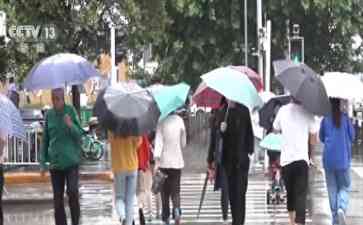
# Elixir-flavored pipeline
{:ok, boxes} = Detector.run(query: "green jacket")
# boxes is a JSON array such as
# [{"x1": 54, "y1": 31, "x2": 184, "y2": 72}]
[{"x1": 40, "y1": 104, "x2": 83, "y2": 170}]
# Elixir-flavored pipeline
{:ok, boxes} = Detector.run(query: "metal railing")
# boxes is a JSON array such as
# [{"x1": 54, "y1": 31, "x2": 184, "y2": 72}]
[{"x1": 4, "y1": 125, "x2": 42, "y2": 165}]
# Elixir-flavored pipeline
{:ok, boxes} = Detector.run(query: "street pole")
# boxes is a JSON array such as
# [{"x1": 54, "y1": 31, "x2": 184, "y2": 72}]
[
  {"x1": 265, "y1": 20, "x2": 271, "y2": 92},
  {"x1": 110, "y1": 24, "x2": 117, "y2": 85},
  {"x1": 257, "y1": 0, "x2": 264, "y2": 82},
  {"x1": 244, "y1": 0, "x2": 248, "y2": 66}
]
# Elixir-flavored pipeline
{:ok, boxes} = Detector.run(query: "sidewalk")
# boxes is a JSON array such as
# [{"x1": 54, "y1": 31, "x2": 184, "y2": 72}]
[{"x1": 4, "y1": 161, "x2": 113, "y2": 184}]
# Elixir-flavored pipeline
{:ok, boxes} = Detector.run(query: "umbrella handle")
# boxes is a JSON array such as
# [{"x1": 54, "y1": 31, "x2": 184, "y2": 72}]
[{"x1": 223, "y1": 105, "x2": 230, "y2": 122}]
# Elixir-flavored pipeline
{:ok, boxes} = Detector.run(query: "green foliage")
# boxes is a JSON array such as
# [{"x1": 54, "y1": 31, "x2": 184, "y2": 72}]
[
  {"x1": 126, "y1": 0, "x2": 363, "y2": 87},
  {"x1": 1, "y1": 0, "x2": 363, "y2": 88}
]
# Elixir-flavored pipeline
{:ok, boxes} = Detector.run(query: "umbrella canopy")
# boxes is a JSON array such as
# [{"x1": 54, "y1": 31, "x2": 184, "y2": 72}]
[
  {"x1": 0, "y1": 94, "x2": 26, "y2": 140},
  {"x1": 93, "y1": 81, "x2": 160, "y2": 136},
  {"x1": 322, "y1": 72, "x2": 363, "y2": 101},
  {"x1": 24, "y1": 53, "x2": 101, "y2": 91},
  {"x1": 260, "y1": 133, "x2": 282, "y2": 152},
  {"x1": 148, "y1": 82, "x2": 190, "y2": 120},
  {"x1": 192, "y1": 82, "x2": 222, "y2": 109},
  {"x1": 194, "y1": 67, "x2": 263, "y2": 110},
  {"x1": 229, "y1": 65, "x2": 264, "y2": 92},
  {"x1": 274, "y1": 60, "x2": 330, "y2": 116},
  {"x1": 258, "y1": 95, "x2": 291, "y2": 131}
]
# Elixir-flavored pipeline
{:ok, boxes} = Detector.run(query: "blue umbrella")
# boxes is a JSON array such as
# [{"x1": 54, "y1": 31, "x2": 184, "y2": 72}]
[
  {"x1": 149, "y1": 82, "x2": 191, "y2": 120},
  {"x1": 201, "y1": 67, "x2": 262, "y2": 110},
  {"x1": 260, "y1": 133, "x2": 282, "y2": 152},
  {"x1": 0, "y1": 94, "x2": 26, "y2": 140},
  {"x1": 24, "y1": 53, "x2": 101, "y2": 91}
]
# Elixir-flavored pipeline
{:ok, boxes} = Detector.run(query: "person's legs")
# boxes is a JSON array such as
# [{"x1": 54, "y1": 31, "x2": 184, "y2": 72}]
[
  {"x1": 114, "y1": 172, "x2": 127, "y2": 222},
  {"x1": 170, "y1": 169, "x2": 182, "y2": 225},
  {"x1": 143, "y1": 169, "x2": 153, "y2": 221},
  {"x1": 228, "y1": 165, "x2": 249, "y2": 225},
  {"x1": 282, "y1": 163, "x2": 296, "y2": 225},
  {"x1": 220, "y1": 165, "x2": 229, "y2": 221},
  {"x1": 65, "y1": 166, "x2": 80, "y2": 225},
  {"x1": 137, "y1": 170, "x2": 145, "y2": 208},
  {"x1": 336, "y1": 169, "x2": 351, "y2": 225},
  {"x1": 0, "y1": 166, "x2": 4, "y2": 225},
  {"x1": 294, "y1": 161, "x2": 309, "y2": 225},
  {"x1": 221, "y1": 185, "x2": 229, "y2": 221},
  {"x1": 160, "y1": 169, "x2": 171, "y2": 224},
  {"x1": 125, "y1": 171, "x2": 138, "y2": 225},
  {"x1": 50, "y1": 169, "x2": 67, "y2": 225},
  {"x1": 325, "y1": 169, "x2": 338, "y2": 224},
  {"x1": 336, "y1": 169, "x2": 351, "y2": 212}
]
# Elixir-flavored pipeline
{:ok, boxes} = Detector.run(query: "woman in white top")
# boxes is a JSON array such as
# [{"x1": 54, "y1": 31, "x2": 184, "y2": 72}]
[
  {"x1": 154, "y1": 113, "x2": 186, "y2": 225},
  {"x1": 273, "y1": 97, "x2": 318, "y2": 225}
]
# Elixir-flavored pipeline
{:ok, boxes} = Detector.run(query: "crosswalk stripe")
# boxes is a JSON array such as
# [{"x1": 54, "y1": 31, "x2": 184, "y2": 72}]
[{"x1": 116, "y1": 172, "x2": 315, "y2": 224}]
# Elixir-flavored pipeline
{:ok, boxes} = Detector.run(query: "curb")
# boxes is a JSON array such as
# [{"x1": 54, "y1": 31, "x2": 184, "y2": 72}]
[{"x1": 5, "y1": 171, "x2": 113, "y2": 184}]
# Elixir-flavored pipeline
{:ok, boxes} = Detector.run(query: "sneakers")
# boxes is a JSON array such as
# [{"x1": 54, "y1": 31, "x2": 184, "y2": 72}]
[{"x1": 338, "y1": 208, "x2": 347, "y2": 225}]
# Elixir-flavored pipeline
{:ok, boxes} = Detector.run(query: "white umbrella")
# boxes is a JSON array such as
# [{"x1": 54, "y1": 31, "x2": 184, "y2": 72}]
[
  {"x1": 23, "y1": 53, "x2": 102, "y2": 91},
  {"x1": 0, "y1": 94, "x2": 26, "y2": 140},
  {"x1": 322, "y1": 72, "x2": 363, "y2": 101}
]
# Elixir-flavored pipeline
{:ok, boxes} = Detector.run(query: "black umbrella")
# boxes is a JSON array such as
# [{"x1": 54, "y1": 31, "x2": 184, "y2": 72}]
[
  {"x1": 258, "y1": 95, "x2": 291, "y2": 131},
  {"x1": 93, "y1": 82, "x2": 160, "y2": 136},
  {"x1": 274, "y1": 60, "x2": 330, "y2": 116},
  {"x1": 197, "y1": 171, "x2": 209, "y2": 219}
]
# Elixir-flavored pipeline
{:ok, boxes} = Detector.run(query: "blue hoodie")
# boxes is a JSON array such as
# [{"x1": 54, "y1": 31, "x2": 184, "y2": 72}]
[{"x1": 319, "y1": 113, "x2": 354, "y2": 170}]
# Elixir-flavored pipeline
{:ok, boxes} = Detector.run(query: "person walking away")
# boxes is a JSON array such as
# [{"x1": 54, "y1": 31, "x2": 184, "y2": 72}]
[
  {"x1": 207, "y1": 107, "x2": 230, "y2": 224},
  {"x1": 137, "y1": 135, "x2": 153, "y2": 224},
  {"x1": 214, "y1": 100, "x2": 254, "y2": 225},
  {"x1": 108, "y1": 132, "x2": 141, "y2": 225},
  {"x1": 319, "y1": 98, "x2": 354, "y2": 225},
  {"x1": 154, "y1": 112, "x2": 186, "y2": 225},
  {"x1": 40, "y1": 88, "x2": 82, "y2": 225},
  {"x1": 273, "y1": 97, "x2": 318, "y2": 225}
]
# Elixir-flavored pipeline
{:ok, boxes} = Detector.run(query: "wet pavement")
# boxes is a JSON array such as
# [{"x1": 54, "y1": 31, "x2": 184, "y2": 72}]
[{"x1": 2, "y1": 129, "x2": 363, "y2": 225}]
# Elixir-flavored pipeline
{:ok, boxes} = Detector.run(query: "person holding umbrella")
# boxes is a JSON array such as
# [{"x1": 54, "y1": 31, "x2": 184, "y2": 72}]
[
  {"x1": 207, "y1": 103, "x2": 230, "y2": 225},
  {"x1": 0, "y1": 93, "x2": 27, "y2": 225},
  {"x1": 208, "y1": 99, "x2": 254, "y2": 225},
  {"x1": 108, "y1": 132, "x2": 141, "y2": 225},
  {"x1": 320, "y1": 98, "x2": 354, "y2": 225},
  {"x1": 154, "y1": 111, "x2": 187, "y2": 225},
  {"x1": 273, "y1": 96, "x2": 318, "y2": 225},
  {"x1": 40, "y1": 88, "x2": 83, "y2": 225}
]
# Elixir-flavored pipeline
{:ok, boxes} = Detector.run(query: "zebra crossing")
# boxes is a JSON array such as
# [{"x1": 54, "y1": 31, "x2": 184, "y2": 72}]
[
  {"x1": 105, "y1": 172, "x2": 315, "y2": 225},
  {"x1": 3, "y1": 171, "x2": 322, "y2": 225}
]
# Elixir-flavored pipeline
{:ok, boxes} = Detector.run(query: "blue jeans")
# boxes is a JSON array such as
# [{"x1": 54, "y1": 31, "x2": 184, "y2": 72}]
[
  {"x1": 114, "y1": 170, "x2": 138, "y2": 225},
  {"x1": 325, "y1": 168, "x2": 351, "y2": 225}
]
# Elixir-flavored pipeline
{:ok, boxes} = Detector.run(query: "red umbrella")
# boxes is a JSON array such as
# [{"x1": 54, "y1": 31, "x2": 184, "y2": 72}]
[
  {"x1": 229, "y1": 65, "x2": 264, "y2": 92},
  {"x1": 192, "y1": 66, "x2": 264, "y2": 109}
]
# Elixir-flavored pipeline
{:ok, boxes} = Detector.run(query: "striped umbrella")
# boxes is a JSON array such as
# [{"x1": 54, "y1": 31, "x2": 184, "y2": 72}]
[{"x1": 0, "y1": 94, "x2": 26, "y2": 140}]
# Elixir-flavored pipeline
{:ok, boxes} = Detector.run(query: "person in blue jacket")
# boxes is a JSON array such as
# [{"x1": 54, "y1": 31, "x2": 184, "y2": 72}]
[{"x1": 319, "y1": 98, "x2": 355, "y2": 225}]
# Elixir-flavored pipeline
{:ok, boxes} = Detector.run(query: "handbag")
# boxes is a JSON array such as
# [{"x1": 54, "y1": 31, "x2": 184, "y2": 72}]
[{"x1": 151, "y1": 170, "x2": 167, "y2": 194}]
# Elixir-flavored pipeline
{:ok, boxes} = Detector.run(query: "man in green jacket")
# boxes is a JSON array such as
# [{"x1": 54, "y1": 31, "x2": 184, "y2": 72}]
[{"x1": 40, "y1": 88, "x2": 82, "y2": 225}]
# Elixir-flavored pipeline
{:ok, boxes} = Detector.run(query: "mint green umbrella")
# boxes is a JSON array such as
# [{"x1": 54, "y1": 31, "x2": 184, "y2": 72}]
[
  {"x1": 260, "y1": 133, "x2": 282, "y2": 152},
  {"x1": 201, "y1": 67, "x2": 263, "y2": 110},
  {"x1": 149, "y1": 82, "x2": 190, "y2": 120}
]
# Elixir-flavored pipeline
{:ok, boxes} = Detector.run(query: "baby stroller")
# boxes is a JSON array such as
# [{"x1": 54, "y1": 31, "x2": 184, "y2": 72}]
[{"x1": 260, "y1": 133, "x2": 285, "y2": 205}]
